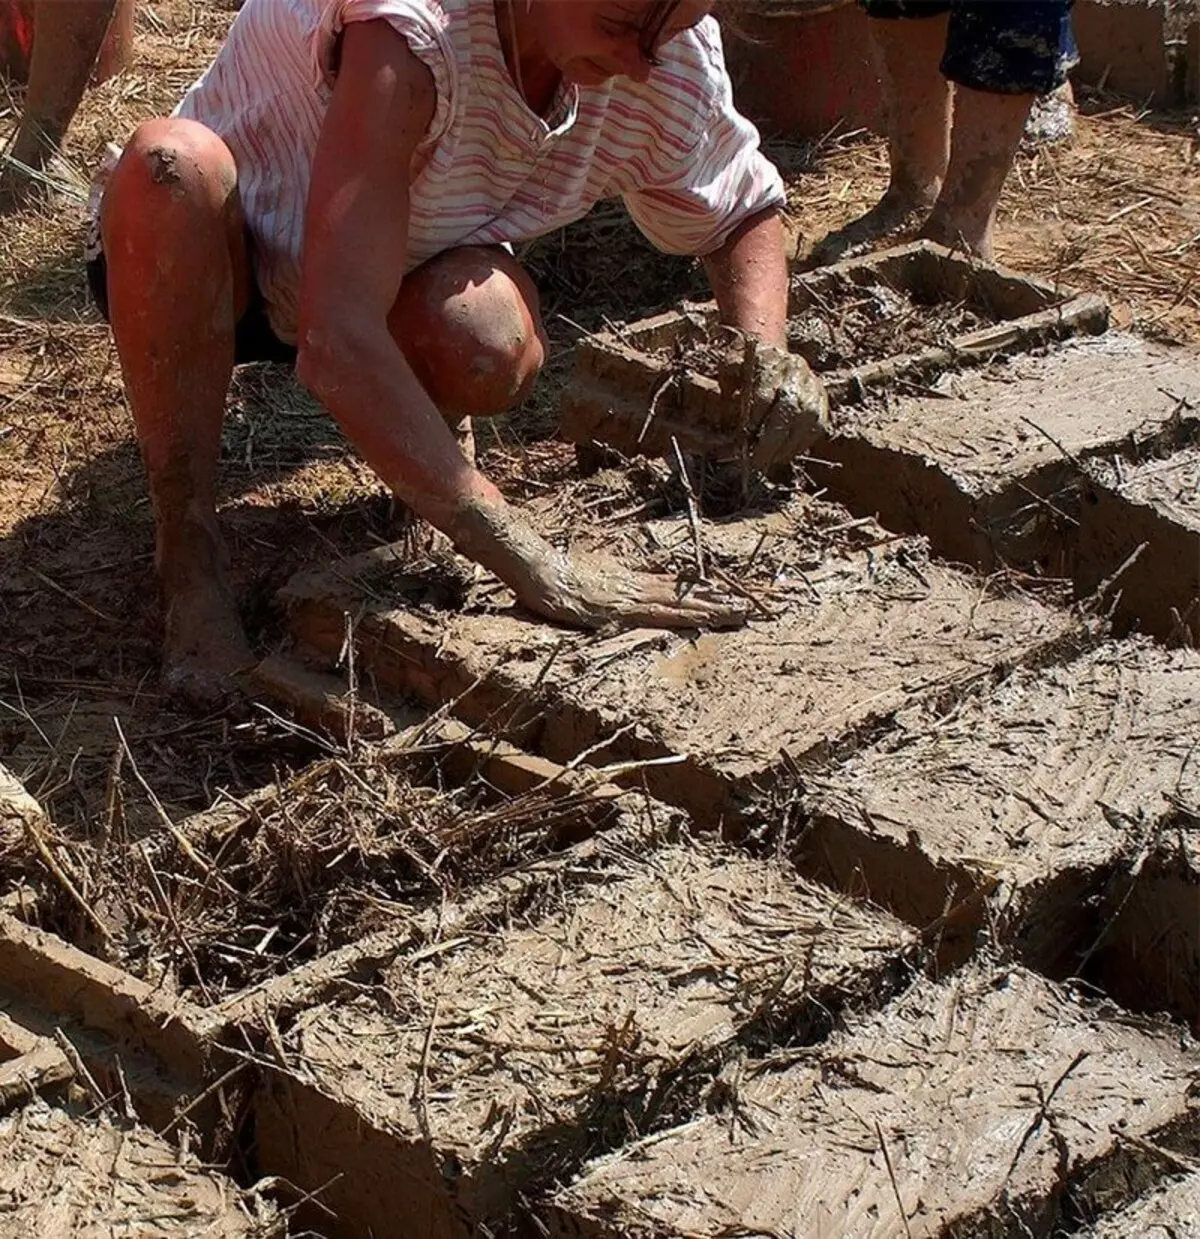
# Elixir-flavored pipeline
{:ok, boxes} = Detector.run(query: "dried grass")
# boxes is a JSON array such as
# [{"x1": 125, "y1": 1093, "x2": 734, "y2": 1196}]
[{"x1": 2, "y1": 730, "x2": 618, "y2": 1004}]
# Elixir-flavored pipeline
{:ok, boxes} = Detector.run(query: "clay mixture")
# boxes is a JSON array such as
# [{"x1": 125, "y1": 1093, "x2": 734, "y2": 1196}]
[{"x1": 787, "y1": 278, "x2": 991, "y2": 370}]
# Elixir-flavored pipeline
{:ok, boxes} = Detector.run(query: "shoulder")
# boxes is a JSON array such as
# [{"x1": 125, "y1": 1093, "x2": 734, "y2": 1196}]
[
  {"x1": 316, "y1": 0, "x2": 473, "y2": 137},
  {"x1": 608, "y1": 18, "x2": 732, "y2": 148}
]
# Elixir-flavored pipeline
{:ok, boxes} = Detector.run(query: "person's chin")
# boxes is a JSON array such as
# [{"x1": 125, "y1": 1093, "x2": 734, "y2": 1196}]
[{"x1": 564, "y1": 57, "x2": 614, "y2": 86}]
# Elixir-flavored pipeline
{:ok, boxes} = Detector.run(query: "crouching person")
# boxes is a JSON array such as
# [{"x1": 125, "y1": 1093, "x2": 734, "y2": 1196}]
[{"x1": 91, "y1": 0, "x2": 826, "y2": 707}]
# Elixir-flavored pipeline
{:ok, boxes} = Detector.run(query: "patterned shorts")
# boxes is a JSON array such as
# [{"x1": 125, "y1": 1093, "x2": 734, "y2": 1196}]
[{"x1": 859, "y1": 0, "x2": 1078, "y2": 96}]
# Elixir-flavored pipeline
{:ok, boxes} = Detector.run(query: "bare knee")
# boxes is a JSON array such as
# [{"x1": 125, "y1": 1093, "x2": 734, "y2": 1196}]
[
  {"x1": 101, "y1": 117, "x2": 247, "y2": 313},
  {"x1": 103, "y1": 118, "x2": 239, "y2": 243},
  {"x1": 391, "y1": 247, "x2": 548, "y2": 417}
]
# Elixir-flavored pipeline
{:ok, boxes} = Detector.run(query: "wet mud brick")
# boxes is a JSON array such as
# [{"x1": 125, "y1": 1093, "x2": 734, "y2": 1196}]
[
  {"x1": 811, "y1": 334, "x2": 1200, "y2": 574},
  {"x1": 0, "y1": 1099, "x2": 274, "y2": 1235},
  {"x1": 282, "y1": 507, "x2": 1075, "y2": 826},
  {"x1": 1078, "y1": 441, "x2": 1200, "y2": 644},
  {"x1": 0, "y1": 1007, "x2": 73, "y2": 1112},
  {"x1": 559, "y1": 241, "x2": 1107, "y2": 469},
  {"x1": 1084, "y1": 1170, "x2": 1200, "y2": 1237},
  {"x1": 546, "y1": 965, "x2": 1200, "y2": 1239},
  {"x1": 799, "y1": 640, "x2": 1200, "y2": 1016},
  {"x1": 255, "y1": 836, "x2": 916, "y2": 1238}
]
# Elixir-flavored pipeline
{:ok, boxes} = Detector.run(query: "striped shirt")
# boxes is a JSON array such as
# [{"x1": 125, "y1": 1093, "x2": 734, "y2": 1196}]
[{"x1": 170, "y1": 0, "x2": 784, "y2": 344}]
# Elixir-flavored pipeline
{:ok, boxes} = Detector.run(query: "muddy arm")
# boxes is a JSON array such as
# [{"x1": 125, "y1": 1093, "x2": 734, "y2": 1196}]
[{"x1": 702, "y1": 206, "x2": 790, "y2": 350}]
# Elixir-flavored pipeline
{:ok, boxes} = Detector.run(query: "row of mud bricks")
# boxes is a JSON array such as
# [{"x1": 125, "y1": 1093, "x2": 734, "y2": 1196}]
[
  {"x1": 2, "y1": 645, "x2": 1198, "y2": 1238},
  {"x1": 265, "y1": 276, "x2": 1200, "y2": 1233},
  {"x1": 3, "y1": 347, "x2": 1200, "y2": 1232}
]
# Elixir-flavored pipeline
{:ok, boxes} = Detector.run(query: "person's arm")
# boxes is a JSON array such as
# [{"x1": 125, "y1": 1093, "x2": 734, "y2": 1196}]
[
  {"x1": 702, "y1": 205, "x2": 789, "y2": 349},
  {"x1": 297, "y1": 21, "x2": 744, "y2": 630}
]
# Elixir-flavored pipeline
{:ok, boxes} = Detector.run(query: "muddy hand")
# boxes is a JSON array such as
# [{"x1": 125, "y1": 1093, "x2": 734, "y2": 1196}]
[
  {"x1": 721, "y1": 338, "x2": 830, "y2": 472},
  {"x1": 520, "y1": 547, "x2": 748, "y2": 631},
  {"x1": 448, "y1": 498, "x2": 747, "y2": 632}
]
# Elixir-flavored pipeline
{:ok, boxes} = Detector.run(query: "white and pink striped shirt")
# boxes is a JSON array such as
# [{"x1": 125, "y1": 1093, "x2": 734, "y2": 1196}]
[{"x1": 170, "y1": 0, "x2": 784, "y2": 344}]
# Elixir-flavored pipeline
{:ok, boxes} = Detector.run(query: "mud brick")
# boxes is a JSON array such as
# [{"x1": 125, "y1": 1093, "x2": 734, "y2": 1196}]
[
  {"x1": 283, "y1": 503, "x2": 1075, "y2": 826},
  {"x1": 810, "y1": 334, "x2": 1200, "y2": 573},
  {"x1": 547, "y1": 965, "x2": 1200, "y2": 1239},
  {"x1": 1079, "y1": 441, "x2": 1200, "y2": 644},
  {"x1": 799, "y1": 640, "x2": 1200, "y2": 1001},
  {"x1": 1084, "y1": 1170, "x2": 1200, "y2": 1236},
  {"x1": 0, "y1": 1007, "x2": 73, "y2": 1112},
  {"x1": 255, "y1": 835, "x2": 915, "y2": 1239},
  {"x1": 559, "y1": 241, "x2": 1106, "y2": 469},
  {"x1": 0, "y1": 1099, "x2": 276, "y2": 1234}
]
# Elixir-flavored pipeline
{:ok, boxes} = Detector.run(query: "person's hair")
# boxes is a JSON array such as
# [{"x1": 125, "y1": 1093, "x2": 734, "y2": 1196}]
[{"x1": 638, "y1": 0, "x2": 683, "y2": 65}]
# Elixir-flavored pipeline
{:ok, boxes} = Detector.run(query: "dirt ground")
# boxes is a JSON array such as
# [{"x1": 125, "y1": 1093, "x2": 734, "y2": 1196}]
[{"x1": 0, "y1": 0, "x2": 1197, "y2": 848}]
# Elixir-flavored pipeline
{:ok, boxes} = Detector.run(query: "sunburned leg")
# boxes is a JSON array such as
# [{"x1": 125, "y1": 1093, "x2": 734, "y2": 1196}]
[
  {"x1": 0, "y1": 0, "x2": 117, "y2": 211},
  {"x1": 101, "y1": 116, "x2": 254, "y2": 706},
  {"x1": 919, "y1": 86, "x2": 1034, "y2": 261},
  {"x1": 810, "y1": 12, "x2": 950, "y2": 265}
]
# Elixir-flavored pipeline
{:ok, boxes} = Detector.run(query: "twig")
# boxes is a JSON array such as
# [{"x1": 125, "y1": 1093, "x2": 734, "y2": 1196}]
[
  {"x1": 1013, "y1": 482, "x2": 1081, "y2": 528},
  {"x1": 112, "y1": 717, "x2": 236, "y2": 897},
  {"x1": 412, "y1": 996, "x2": 441, "y2": 1143},
  {"x1": 52, "y1": 1029, "x2": 107, "y2": 1111},
  {"x1": 21, "y1": 811, "x2": 112, "y2": 946},
  {"x1": 707, "y1": 563, "x2": 779, "y2": 620},
  {"x1": 1019, "y1": 416, "x2": 1083, "y2": 469},
  {"x1": 875, "y1": 1120, "x2": 913, "y2": 1239},
  {"x1": 669, "y1": 436, "x2": 705, "y2": 579},
  {"x1": 1080, "y1": 541, "x2": 1148, "y2": 612},
  {"x1": 1000, "y1": 1050, "x2": 1089, "y2": 1190},
  {"x1": 139, "y1": 841, "x2": 214, "y2": 1005},
  {"x1": 27, "y1": 567, "x2": 119, "y2": 625},
  {"x1": 737, "y1": 334, "x2": 759, "y2": 503},
  {"x1": 637, "y1": 370, "x2": 677, "y2": 445},
  {"x1": 159, "y1": 1062, "x2": 251, "y2": 1139}
]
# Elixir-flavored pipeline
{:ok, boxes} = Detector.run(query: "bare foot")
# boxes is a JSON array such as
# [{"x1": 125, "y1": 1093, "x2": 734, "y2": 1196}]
[
  {"x1": 160, "y1": 578, "x2": 256, "y2": 711},
  {"x1": 805, "y1": 187, "x2": 936, "y2": 269},
  {"x1": 917, "y1": 214, "x2": 992, "y2": 262}
]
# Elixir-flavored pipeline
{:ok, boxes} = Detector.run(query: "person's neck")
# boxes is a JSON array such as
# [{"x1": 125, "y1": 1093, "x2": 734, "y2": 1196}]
[{"x1": 495, "y1": 0, "x2": 562, "y2": 116}]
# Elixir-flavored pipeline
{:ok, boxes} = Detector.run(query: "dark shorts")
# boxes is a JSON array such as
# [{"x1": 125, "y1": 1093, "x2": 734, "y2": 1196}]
[
  {"x1": 85, "y1": 231, "x2": 298, "y2": 367},
  {"x1": 859, "y1": 0, "x2": 1078, "y2": 95}
]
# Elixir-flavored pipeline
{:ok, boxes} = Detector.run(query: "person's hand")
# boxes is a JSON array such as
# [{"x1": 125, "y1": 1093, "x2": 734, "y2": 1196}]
[
  {"x1": 516, "y1": 546, "x2": 748, "y2": 631},
  {"x1": 719, "y1": 337, "x2": 830, "y2": 473},
  {"x1": 447, "y1": 498, "x2": 748, "y2": 632}
]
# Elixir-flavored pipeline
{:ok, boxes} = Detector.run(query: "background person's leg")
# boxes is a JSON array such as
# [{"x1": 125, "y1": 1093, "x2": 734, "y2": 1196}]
[
  {"x1": 919, "y1": 88, "x2": 1033, "y2": 259},
  {"x1": 869, "y1": 2, "x2": 952, "y2": 223},
  {"x1": 809, "y1": 1, "x2": 951, "y2": 265},
  {"x1": 920, "y1": 0, "x2": 1078, "y2": 259},
  {"x1": 101, "y1": 117, "x2": 254, "y2": 705},
  {"x1": 0, "y1": 0, "x2": 118, "y2": 209}
]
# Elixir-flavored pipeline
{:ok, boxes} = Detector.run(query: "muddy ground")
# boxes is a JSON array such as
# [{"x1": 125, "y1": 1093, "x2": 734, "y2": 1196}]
[
  {"x1": 0, "y1": 3, "x2": 1197, "y2": 839},
  {"x1": 0, "y1": 3, "x2": 1199, "y2": 1236}
]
